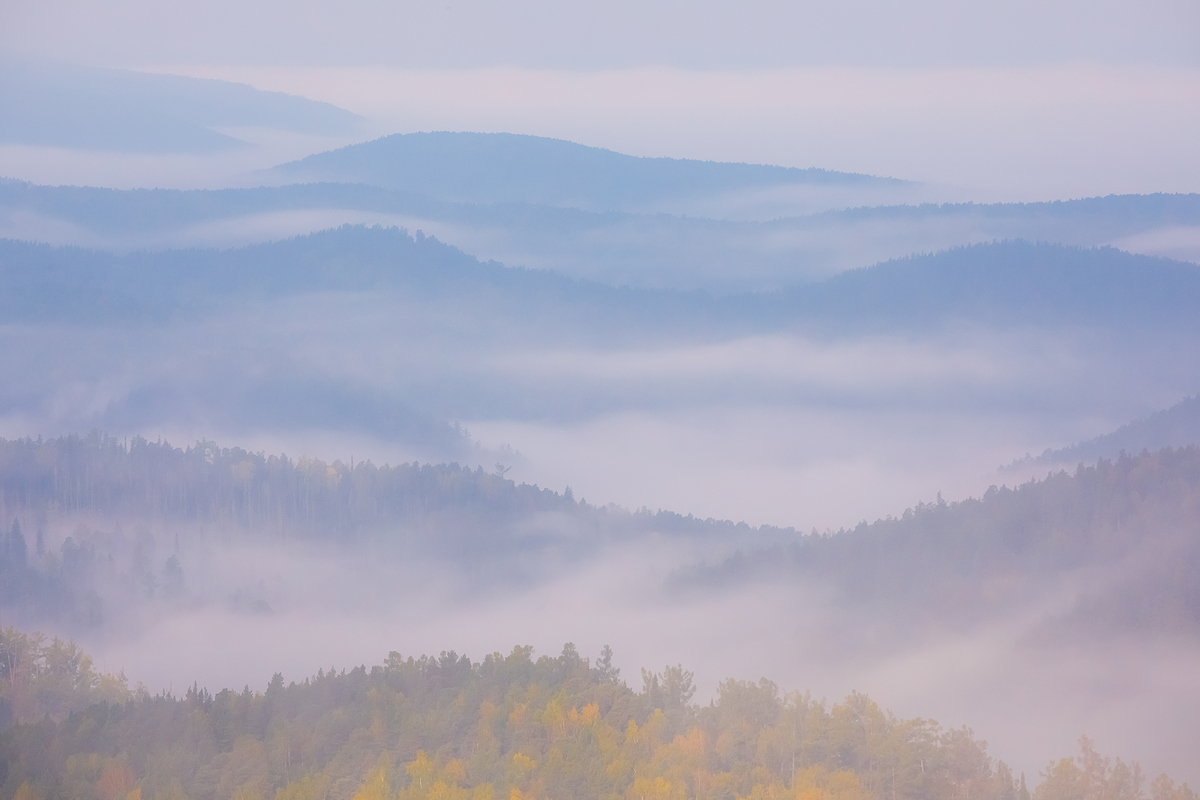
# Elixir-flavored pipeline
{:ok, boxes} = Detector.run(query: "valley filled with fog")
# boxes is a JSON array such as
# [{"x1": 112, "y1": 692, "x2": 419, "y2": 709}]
[{"x1": 0, "y1": 43, "x2": 1199, "y2": 797}]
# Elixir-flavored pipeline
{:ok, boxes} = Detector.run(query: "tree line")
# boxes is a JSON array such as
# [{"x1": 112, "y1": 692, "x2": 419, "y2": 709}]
[
  {"x1": 0, "y1": 433, "x2": 574, "y2": 541},
  {"x1": 5, "y1": 435, "x2": 1200, "y2": 642},
  {"x1": 686, "y1": 446, "x2": 1200, "y2": 639},
  {"x1": 0, "y1": 632, "x2": 1191, "y2": 800}
]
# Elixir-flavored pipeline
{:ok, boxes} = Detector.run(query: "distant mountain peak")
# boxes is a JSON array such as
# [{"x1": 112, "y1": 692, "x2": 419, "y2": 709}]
[
  {"x1": 0, "y1": 59, "x2": 363, "y2": 153},
  {"x1": 265, "y1": 130, "x2": 905, "y2": 214}
]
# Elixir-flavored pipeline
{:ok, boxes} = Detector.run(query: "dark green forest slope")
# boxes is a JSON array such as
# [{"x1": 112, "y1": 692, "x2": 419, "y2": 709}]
[{"x1": 0, "y1": 631, "x2": 1191, "y2": 800}]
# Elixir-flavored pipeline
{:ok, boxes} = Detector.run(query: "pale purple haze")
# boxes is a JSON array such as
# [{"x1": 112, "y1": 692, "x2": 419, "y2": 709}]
[{"x1": 2, "y1": 0, "x2": 1200, "y2": 790}]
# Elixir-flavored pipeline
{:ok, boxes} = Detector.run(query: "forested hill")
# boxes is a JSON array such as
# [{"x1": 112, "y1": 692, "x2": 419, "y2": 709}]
[
  {"x1": 1, "y1": 228, "x2": 1197, "y2": 337},
  {"x1": 4, "y1": 434, "x2": 1200, "y2": 646},
  {"x1": 779, "y1": 241, "x2": 1200, "y2": 334},
  {"x1": 0, "y1": 433, "x2": 575, "y2": 541},
  {"x1": 0, "y1": 433, "x2": 772, "y2": 629},
  {"x1": 1018, "y1": 395, "x2": 1200, "y2": 468},
  {"x1": 0, "y1": 228, "x2": 732, "y2": 338},
  {"x1": 680, "y1": 447, "x2": 1200, "y2": 642},
  {"x1": 0, "y1": 227, "x2": 532, "y2": 324},
  {"x1": 0, "y1": 629, "x2": 1190, "y2": 800},
  {"x1": 265, "y1": 131, "x2": 895, "y2": 211}
]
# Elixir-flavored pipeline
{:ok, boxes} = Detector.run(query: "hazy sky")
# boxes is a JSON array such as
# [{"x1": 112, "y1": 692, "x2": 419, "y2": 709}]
[
  {"x1": 2, "y1": 0, "x2": 1198, "y2": 198},
  {"x1": 176, "y1": 63, "x2": 1200, "y2": 198},
  {"x1": 5, "y1": 0, "x2": 1199, "y2": 69}
]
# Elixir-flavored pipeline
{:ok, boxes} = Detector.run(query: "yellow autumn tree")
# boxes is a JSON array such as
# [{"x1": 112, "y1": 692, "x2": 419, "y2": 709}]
[
  {"x1": 793, "y1": 766, "x2": 871, "y2": 800},
  {"x1": 352, "y1": 759, "x2": 393, "y2": 800}
]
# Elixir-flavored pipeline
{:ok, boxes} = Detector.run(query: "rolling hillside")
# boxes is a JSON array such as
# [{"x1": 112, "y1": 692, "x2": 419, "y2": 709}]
[{"x1": 264, "y1": 132, "x2": 898, "y2": 213}]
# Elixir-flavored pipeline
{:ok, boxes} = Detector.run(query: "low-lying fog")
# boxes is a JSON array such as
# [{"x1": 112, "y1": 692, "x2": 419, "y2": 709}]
[
  {"x1": 2, "y1": 285, "x2": 1195, "y2": 529},
  {"x1": 10, "y1": 265, "x2": 1194, "y2": 789},
  {"x1": 5, "y1": 197, "x2": 1198, "y2": 294},
  {"x1": 65, "y1": 529, "x2": 1200, "y2": 787},
  {"x1": 0, "y1": 126, "x2": 362, "y2": 191},
  {"x1": 2, "y1": 65, "x2": 1198, "y2": 789}
]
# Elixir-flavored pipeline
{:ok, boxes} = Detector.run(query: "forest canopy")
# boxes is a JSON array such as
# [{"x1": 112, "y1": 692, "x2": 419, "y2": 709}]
[
  {"x1": 2, "y1": 435, "x2": 1200, "y2": 646},
  {"x1": 0, "y1": 631, "x2": 1190, "y2": 800}
]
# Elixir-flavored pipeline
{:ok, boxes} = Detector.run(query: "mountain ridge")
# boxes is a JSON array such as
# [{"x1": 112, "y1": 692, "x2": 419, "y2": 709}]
[
  {"x1": 0, "y1": 60, "x2": 362, "y2": 153},
  {"x1": 5, "y1": 176, "x2": 1197, "y2": 291},
  {"x1": 264, "y1": 131, "x2": 903, "y2": 212},
  {"x1": 2, "y1": 229, "x2": 1197, "y2": 336},
  {"x1": 1010, "y1": 395, "x2": 1200, "y2": 469}
]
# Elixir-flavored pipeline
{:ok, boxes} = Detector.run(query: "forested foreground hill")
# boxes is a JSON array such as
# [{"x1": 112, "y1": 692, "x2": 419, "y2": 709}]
[
  {"x1": 3, "y1": 434, "x2": 1200, "y2": 646},
  {"x1": 0, "y1": 631, "x2": 1192, "y2": 800}
]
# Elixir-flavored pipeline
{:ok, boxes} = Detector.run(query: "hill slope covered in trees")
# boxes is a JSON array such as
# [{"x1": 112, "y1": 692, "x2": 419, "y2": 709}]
[
  {"x1": 0, "y1": 631, "x2": 1191, "y2": 800},
  {"x1": 679, "y1": 446, "x2": 1200, "y2": 644},
  {"x1": 2, "y1": 434, "x2": 1200, "y2": 650},
  {"x1": 1015, "y1": 396, "x2": 1200, "y2": 468}
]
